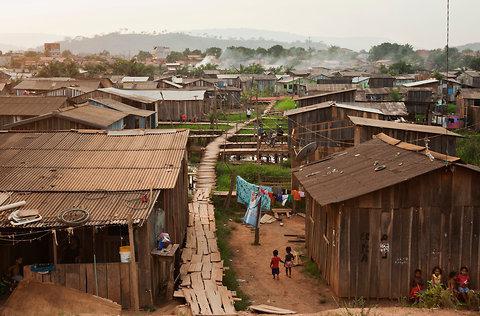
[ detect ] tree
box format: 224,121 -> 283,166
37,60 -> 80,77
112,59 -> 156,77
267,45 -> 285,57
135,51 -> 152,62
388,61 -> 415,75
61,50 -> 73,58
457,132 -> 480,166
166,51 -> 184,63
464,55 -> 480,71
368,42 -> 415,62
205,47 -> 222,58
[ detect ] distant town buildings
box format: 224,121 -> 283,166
44,42 -> 61,57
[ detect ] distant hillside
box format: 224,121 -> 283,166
59,32 -> 329,56
0,33 -> 66,50
0,42 -> 23,52
187,28 -> 391,51
457,42 -> 480,51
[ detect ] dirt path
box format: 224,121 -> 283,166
228,216 -> 337,314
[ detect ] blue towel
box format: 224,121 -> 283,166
236,176 -> 272,210
243,192 -> 262,227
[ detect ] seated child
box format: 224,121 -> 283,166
431,266 -> 443,287
455,266 -> 471,301
410,269 -> 425,302
447,271 -> 458,293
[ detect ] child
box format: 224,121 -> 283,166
284,246 -> 294,278
447,271 -> 457,293
455,266 -> 471,301
431,266 -> 443,287
409,269 -> 425,302
270,250 -> 283,280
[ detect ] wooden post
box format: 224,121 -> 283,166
224,173 -> 236,208
254,195 -> 261,245
127,213 -> 140,311
52,229 -> 58,265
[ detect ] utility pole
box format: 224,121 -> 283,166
254,195 -> 261,245
127,213 -> 140,311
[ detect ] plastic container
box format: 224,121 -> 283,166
119,245 -> 131,263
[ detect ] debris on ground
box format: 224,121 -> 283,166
260,214 -> 276,224
250,304 -> 296,314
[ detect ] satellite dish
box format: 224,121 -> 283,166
296,142 -> 318,161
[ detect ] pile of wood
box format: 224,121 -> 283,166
176,188 -> 237,315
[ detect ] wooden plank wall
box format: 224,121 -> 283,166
306,166 -> 480,298
157,100 -> 209,122
8,116 -> 95,131
24,262 -> 135,308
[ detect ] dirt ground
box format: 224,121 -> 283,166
228,215 -> 337,314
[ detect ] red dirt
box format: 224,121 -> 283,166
228,215 -> 337,314
0,280 -> 121,316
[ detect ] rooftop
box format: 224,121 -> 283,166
0,96 -> 67,116
284,101 -> 393,117
91,98 -> 155,117
403,78 -> 439,87
98,87 -> 206,103
294,133 -> 464,206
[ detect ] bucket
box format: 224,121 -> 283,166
119,245 -> 131,263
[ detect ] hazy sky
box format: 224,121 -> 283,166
1,0 -> 478,48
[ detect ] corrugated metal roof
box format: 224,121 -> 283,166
0,129 -> 189,192
296,89 -> 357,101
57,104 -> 127,127
0,190 -> 160,228
13,79 -> 103,93
306,83 -> 356,92
91,98 -> 155,117
403,78 -> 439,87
99,87 -> 206,102
343,102 -> 408,116
348,116 -> 461,136
0,96 -> 67,116
121,76 -> 150,83
461,88 -> 480,100
122,81 -> 159,90
284,101 -> 383,116
294,133 -> 463,206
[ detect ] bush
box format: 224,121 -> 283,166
416,284 -> 458,308
274,98 -> 297,111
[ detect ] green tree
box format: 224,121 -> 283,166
369,42 -> 416,62
205,47 -> 222,58
388,61 -> 415,75
135,50 -> 152,62
112,59 -> 156,77
37,60 -> 80,77
457,132 -> 480,166
166,51 -> 184,63
267,45 -> 285,57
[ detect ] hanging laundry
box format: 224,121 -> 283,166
243,192 -> 261,227
292,190 -> 301,201
287,194 -> 293,203
268,192 -> 275,204
236,176 -> 272,210
299,191 -> 305,198
272,187 -> 283,197
281,194 -> 289,206
275,193 -> 283,202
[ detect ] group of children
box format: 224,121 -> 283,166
410,266 -> 472,302
270,247 -> 294,280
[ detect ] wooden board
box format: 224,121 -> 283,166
249,304 -> 296,314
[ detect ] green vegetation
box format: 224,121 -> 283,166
217,112 -> 253,122
216,162 -> 291,191
212,196 -> 250,310
415,283 -> 479,310
446,103 -> 457,114
112,59 -> 157,77
157,123 -> 231,131
37,60 -> 80,77
303,260 -> 322,279
259,116 -> 288,129
368,43 -> 417,62
457,130 -> 480,166
235,128 -> 255,135
274,98 -> 297,111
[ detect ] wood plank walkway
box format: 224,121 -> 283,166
179,105 -> 274,315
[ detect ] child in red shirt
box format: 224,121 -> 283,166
455,266 -> 471,302
270,249 -> 283,280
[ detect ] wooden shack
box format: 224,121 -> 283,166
0,129 -> 189,308
458,70 -> 480,88
294,134 -> 480,299
348,115 -> 461,155
296,89 -> 357,107
285,101 -> 407,164
457,89 -> 480,130
3,104 -> 128,131
0,96 -> 68,128
368,74 -> 395,88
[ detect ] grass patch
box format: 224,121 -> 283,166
274,97 -> 297,111
188,152 -> 202,164
216,162 -> 291,191
303,260 -> 322,279
212,196 -> 251,310
236,128 -> 255,135
217,111 -> 260,123
456,129 -> 480,166
157,123 -> 231,131
258,117 -> 288,129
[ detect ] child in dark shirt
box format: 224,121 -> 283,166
270,249 -> 283,280
284,246 -> 294,278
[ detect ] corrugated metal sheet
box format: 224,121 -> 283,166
284,101 -> 383,117
403,78 -> 439,87
0,190 -> 160,228
91,98 -> 155,117
98,87 -> 206,102
345,102 -> 408,116
0,96 -> 67,116
57,104 -> 127,127
461,89 -> 480,100
348,116 -> 461,136
294,134 -> 461,206
0,129 -> 189,192
121,76 -> 150,83
13,79 -> 103,93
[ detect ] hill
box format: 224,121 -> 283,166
457,42 -> 480,51
59,32 -> 329,56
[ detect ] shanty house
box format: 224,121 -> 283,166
297,89 -> 357,107
2,104 -> 128,131
294,134 -> 480,299
13,78 -> 112,96
285,101 -> 407,163
458,70 -> 480,88
0,129 -> 189,308
457,89 -> 480,130
89,98 -> 156,129
368,74 -> 395,88
0,96 -> 68,128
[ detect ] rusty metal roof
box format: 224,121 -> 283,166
296,89 -> 357,102
0,190 -> 160,228
0,96 -> 67,116
343,102 -> 408,116
0,129 -> 189,192
294,133 -> 463,206
461,88 -> 480,100
348,116 -> 461,136
90,98 -> 155,117
284,101 -> 383,117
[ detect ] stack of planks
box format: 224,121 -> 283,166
178,102 -> 275,315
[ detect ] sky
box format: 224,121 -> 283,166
0,0 -> 478,49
